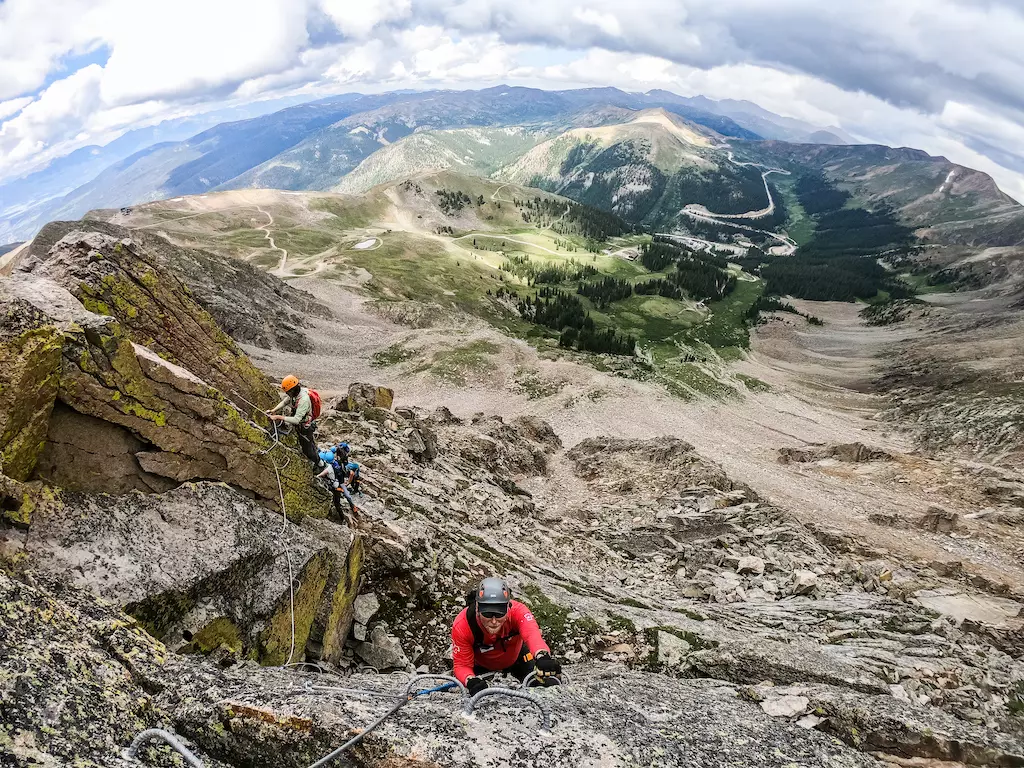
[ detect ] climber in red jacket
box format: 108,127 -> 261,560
451,577 -> 562,695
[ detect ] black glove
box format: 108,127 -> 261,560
465,676 -> 488,696
534,651 -> 561,683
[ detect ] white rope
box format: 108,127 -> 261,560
268,418 -> 297,666
230,392 -> 301,669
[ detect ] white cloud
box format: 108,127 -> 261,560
572,8 -> 622,38
0,97 -> 33,121
319,0 -> 411,38
0,65 -> 104,167
96,0 -> 310,105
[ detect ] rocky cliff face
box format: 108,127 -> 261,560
2,227 -> 1024,767
4,399 -> 1024,767
0,228 -> 353,673
0,271 -> 322,514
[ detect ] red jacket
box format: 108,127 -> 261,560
451,600 -> 550,684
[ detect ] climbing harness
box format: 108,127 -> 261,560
124,673 -> 554,767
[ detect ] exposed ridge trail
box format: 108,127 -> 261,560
257,205 -> 289,275
123,201 -> 294,268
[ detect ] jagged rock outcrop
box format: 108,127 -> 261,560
0,273 -> 325,518
0,229 -> 349,668
24,220 -> 330,353
20,230 -> 273,408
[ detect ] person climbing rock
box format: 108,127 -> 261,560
342,458 -> 361,496
266,375 -> 321,463
334,442 -> 351,465
316,450 -> 357,524
451,577 -> 562,694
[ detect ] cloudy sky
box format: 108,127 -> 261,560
3,0 -> 1024,200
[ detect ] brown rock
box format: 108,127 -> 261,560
337,382 -> 395,412
918,506 -> 960,533
4,272 -> 327,520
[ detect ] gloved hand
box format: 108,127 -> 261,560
534,651 -> 561,683
465,676 -> 488,696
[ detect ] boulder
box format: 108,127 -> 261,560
17,480 -> 360,665
761,694 -> 810,718
778,443 -> 891,464
656,630 -> 693,669
737,556 -> 766,575
337,382 -> 395,412
351,592 -> 380,642
353,592 -> 381,626
355,625 -> 411,670
791,570 -> 819,595
406,426 -> 439,461
918,505 -> 960,533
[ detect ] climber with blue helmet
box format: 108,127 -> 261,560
315,448 -> 358,524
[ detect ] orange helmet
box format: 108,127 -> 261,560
281,375 -> 300,391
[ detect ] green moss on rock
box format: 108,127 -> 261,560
259,550 -> 333,666
320,538 -> 364,663
192,617 -> 244,655
0,325 -> 63,482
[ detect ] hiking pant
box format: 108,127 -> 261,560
297,422 -> 318,464
330,488 -> 349,522
473,646 -> 559,687
333,486 -> 357,518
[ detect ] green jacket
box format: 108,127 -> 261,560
273,388 -> 312,426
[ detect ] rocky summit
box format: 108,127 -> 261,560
2,227 -> 1024,768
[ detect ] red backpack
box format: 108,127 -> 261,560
308,389 -> 322,421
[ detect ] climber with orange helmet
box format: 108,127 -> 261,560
266,374 -> 321,463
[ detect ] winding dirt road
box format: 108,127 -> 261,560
256,206 -> 289,275
676,151 -> 798,256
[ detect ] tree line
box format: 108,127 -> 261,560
516,196 -> 633,242
500,253 -> 598,285
517,287 -> 636,355
638,238 -> 737,300
737,172 -> 916,301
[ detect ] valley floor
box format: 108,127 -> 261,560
248,274 -> 1024,593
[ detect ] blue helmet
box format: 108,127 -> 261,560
319,449 -> 335,463
338,442 -> 350,451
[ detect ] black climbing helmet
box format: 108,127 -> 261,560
476,577 -> 511,618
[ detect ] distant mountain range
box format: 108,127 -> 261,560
1,84 -> 1022,249
0,86 -> 838,243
